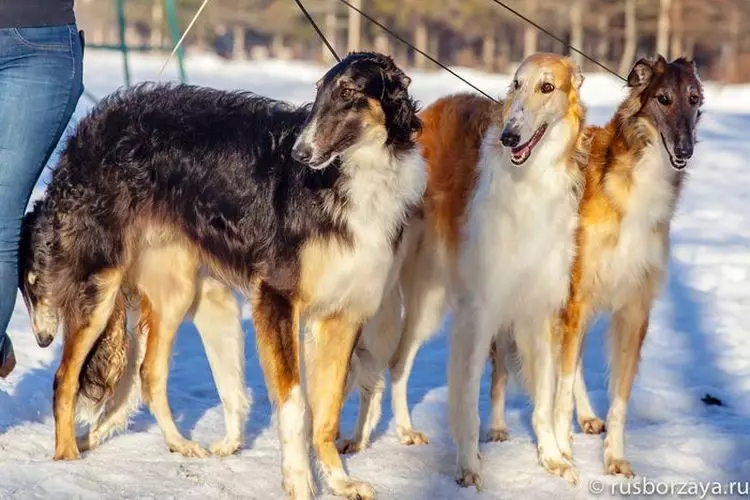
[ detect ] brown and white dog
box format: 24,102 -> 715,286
340,54 -> 587,487
547,55 -> 704,478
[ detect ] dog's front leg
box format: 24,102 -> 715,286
448,300 -> 494,491
307,314 -> 375,499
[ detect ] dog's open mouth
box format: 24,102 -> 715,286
510,124 -> 547,166
661,134 -> 688,171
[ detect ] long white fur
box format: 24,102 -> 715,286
449,113 -> 581,487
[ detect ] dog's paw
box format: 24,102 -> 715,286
455,468 -> 482,491
605,457 -> 635,478
337,438 -> 364,455
397,427 -> 429,446
168,439 -> 210,458
580,417 -> 606,435
282,475 -> 315,500
210,436 -> 243,457
53,443 -> 81,461
332,479 -> 376,500
539,449 -> 578,486
75,433 -> 97,453
485,427 -> 510,442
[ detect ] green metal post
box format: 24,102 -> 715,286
165,0 -> 188,83
116,0 -> 131,86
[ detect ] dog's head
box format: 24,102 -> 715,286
18,201 -> 59,348
292,51 -> 420,169
624,55 -> 703,170
499,53 -> 584,166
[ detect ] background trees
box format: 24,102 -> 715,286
75,0 -> 750,82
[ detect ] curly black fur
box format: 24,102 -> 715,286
35,50 -> 421,327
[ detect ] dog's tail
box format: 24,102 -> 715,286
78,289 -> 138,406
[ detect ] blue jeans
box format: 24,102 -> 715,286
0,25 -> 84,375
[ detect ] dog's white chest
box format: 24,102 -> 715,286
598,147 -> 676,307
305,145 -> 425,318
463,135 -> 579,323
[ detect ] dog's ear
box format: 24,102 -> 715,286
627,58 -> 655,87
571,65 -> 585,91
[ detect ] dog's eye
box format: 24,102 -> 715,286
688,94 -> 700,106
513,80 -> 520,90
341,88 -> 357,100
657,94 -> 672,105
540,82 -> 555,94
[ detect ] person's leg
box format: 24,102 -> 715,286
0,25 -> 84,376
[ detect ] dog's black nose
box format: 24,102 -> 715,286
500,130 -> 520,148
674,145 -> 693,160
292,145 -> 312,164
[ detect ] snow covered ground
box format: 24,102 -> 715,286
2,50 -> 750,499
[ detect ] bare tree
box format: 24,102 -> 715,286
347,0 -> 362,53
619,0 -> 637,76
570,0 -> 585,67
656,0 -> 672,56
524,0 -> 539,57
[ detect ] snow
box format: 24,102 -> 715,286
4,49 -> 750,498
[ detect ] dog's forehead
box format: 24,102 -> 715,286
516,54 -> 571,85
319,57 -> 381,87
657,61 -> 702,94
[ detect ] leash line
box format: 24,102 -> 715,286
295,0 -> 341,63
157,0 -> 211,80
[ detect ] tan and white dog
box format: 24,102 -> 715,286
548,55 -> 704,477
339,54 -> 588,487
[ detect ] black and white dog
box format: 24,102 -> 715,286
22,51 -> 424,500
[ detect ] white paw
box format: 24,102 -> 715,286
332,479 -> 376,500
282,475 -> 315,500
76,432 -> 98,453
210,436 -> 243,457
539,448 -> 578,486
167,439 -> 210,458
455,467 -> 482,491
605,456 -> 635,478
397,427 -> 429,446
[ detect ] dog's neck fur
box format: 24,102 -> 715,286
337,135 -> 426,245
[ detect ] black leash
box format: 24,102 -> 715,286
337,0 -> 500,103
488,0 -> 627,82
294,0 -> 341,63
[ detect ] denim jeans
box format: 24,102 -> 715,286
0,24 -> 84,375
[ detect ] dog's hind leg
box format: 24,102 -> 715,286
574,361 -> 604,434
486,338 -> 510,442
389,238 -> 448,446
252,281 -> 313,500
189,275 -> 249,457
54,269 -> 123,460
307,314 -> 374,499
138,245 -> 207,458
339,284 -> 403,455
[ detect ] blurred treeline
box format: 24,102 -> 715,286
76,0 -> 750,82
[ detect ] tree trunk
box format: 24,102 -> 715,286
232,24 -> 245,60
570,0 -> 585,67
483,32 -> 496,71
723,2 -> 741,82
415,18 -> 428,69
670,0 -> 683,59
324,1 -> 337,64
374,33 -> 390,55
524,0 -> 539,57
596,12 -> 609,63
656,0 -> 671,57
618,0 -> 637,77
347,0 -> 361,53
497,29 -> 511,72
150,0 -> 164,49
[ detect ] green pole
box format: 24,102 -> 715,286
165,0 -> 188,83
116,0 -> 131,86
